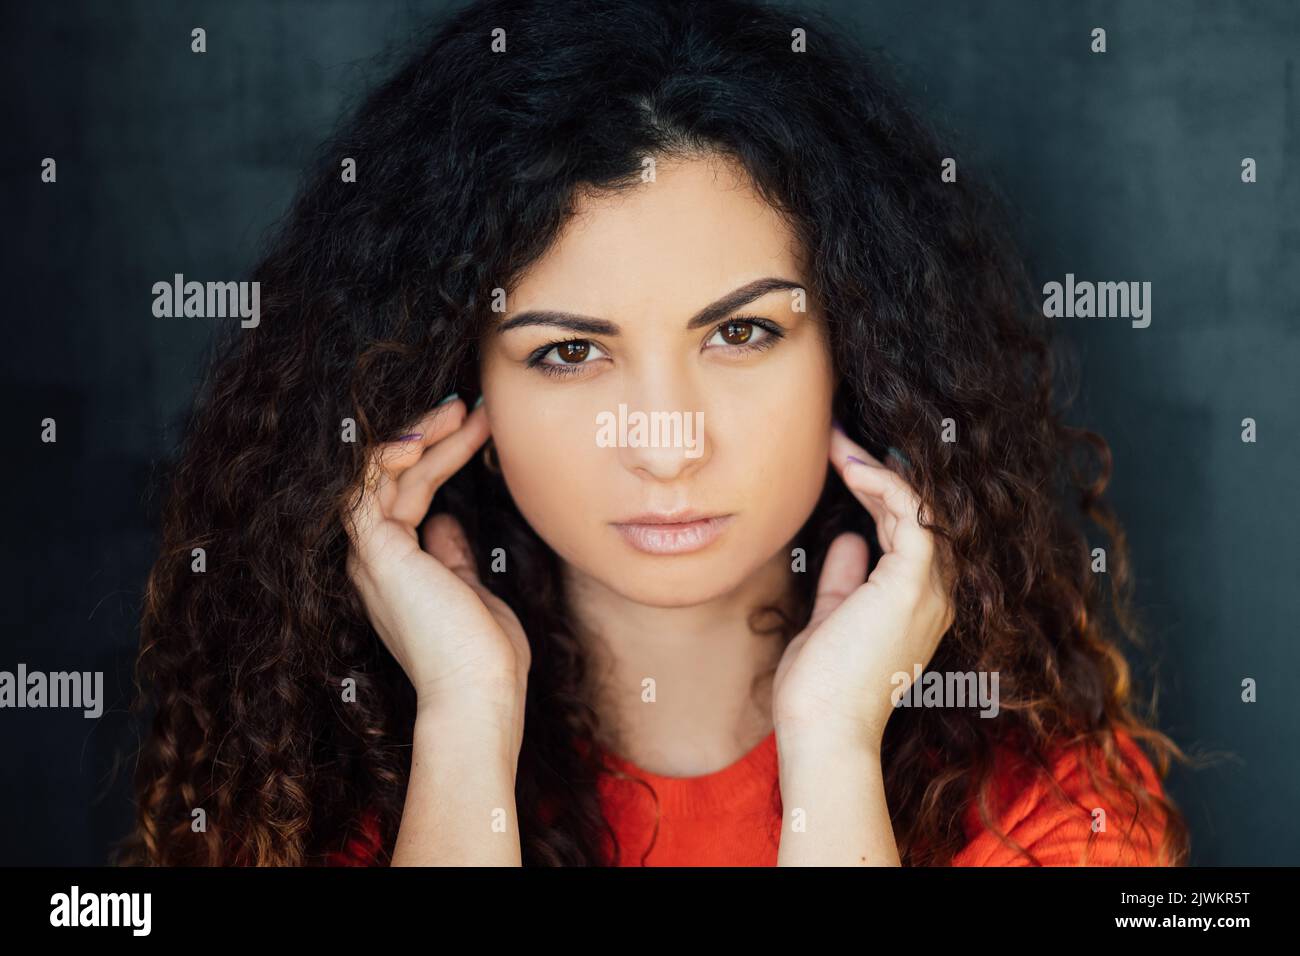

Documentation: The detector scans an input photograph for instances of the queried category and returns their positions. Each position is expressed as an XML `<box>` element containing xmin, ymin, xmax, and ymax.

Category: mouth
<box><xmin>610</xmin><ymin>513</ymin><xmax>735</xmax><ymax>555</ymax></box>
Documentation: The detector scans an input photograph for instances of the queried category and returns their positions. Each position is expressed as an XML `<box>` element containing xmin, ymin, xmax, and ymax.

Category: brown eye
<box><xmin>557</xmin><ymin>341</ymin><xmax>590</xmax><ymax>363</ymax></box>
<box><xmin>704</xmin><ymin>317</ymin><xmax>782</xmax><ymax>354</ymax></box>
<box><xmin>719</xmin><ymin>320</ymin><xmax>753</xmax><ymax>345</ymax></box>
<box><xmin>533</xmin><ymin>338</ymin><xmax>607</xmax><ymax>375</ymax></box>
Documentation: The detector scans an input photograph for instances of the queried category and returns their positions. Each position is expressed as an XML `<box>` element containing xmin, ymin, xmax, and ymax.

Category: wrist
<box><xmin>774</xmin><ymin>714</ymin><xmax>883</xmax><ymax>762</ymax></box>
<box><xmin>416</xmin><ymin>693</ymin><xmax>524</xmax><ymax>747</ymax></box>
<box><xmin>416</xmin><ymin>668</ymin><xmax>526</xmax><ymax>722</ymax></box>
<box><xmin>776</xmin><ymin>732</ymin><xmax>885</xmax><ymax>813</ymax></box>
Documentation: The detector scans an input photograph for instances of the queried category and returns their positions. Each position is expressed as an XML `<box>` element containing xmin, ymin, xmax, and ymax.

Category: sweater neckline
<box><xmin>594</xmin><ymin>728</ymin><xmax>780</xmax><ymax>815</ymax></box>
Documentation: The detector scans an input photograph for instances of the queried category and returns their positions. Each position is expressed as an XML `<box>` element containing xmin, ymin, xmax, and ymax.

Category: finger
<box><xmin>829</xmin><ymin>429</ymin><xmax>930</xmax><ymax>558</ymax></box>
<box><xmin>842</xmin><ymin>463</ymin><xmax>934</xmax><ymax>561</ymax></box>
<box><xmin>344</xmin><ymin>452</ymin><xmax>391</xmax><ymax>549</ymax></box>
<box><xmin>829</xmin><ymin>426</ymin><xmax>919</xmax><ymax>519</ymax></box>
<box><xmin>343</xmin><ymin>400</ymin><xmax>464</xmax><ymax>546</ymax></box>
<box><xmin>376</xmin><ymin>397</ymin><xmax>469</xmax><ymax>481</ymax></box>
<box><xmin>827</xmin><ymin>428</ymin><xmax>894</xmax><ymax>547</ymax></box>
<box><xmin>343</xmin><ymin>397</ymin><xmax>466</xmax><ymax>550</ymax></box>
<box><xmin>806</xmin><ymin>532</ymin><xmax>870</xmax><ymax>633</ymax></box>
<box><xmin>391</xmin><ymin>402</ymin><xmax>490</xmax><ymax>527</ymax></box>
<box><xmin>420</xmin><ymin>512</ymin><xmax>483</xmax><ymax>590</ymax></box>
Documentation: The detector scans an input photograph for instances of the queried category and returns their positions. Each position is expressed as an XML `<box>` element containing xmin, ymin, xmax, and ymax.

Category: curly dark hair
<box><xmin>115</xmin><ymin>0</ymin><xmax>1189</xmax><ymax>866</ymax></box>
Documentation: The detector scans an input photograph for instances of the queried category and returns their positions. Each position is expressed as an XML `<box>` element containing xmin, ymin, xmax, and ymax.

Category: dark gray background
<box><xmin>1</xmin><ymin>0</ymin><xmax>1295</xmax><ymax>865</ymax></box>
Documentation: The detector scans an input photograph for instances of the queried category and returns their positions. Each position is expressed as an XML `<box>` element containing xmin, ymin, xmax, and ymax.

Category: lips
<box><xmin>610</xmin><ymin>513</ymin><xmax>734</xmax><ymax>555</ymax></box>
<box><xmin>615</xmin><ymin>509</ymin><xmax>715</xmax><ymax>525</ymax></box>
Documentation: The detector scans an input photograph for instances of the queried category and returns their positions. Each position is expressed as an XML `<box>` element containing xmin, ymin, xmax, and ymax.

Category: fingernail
<box><xmin>886</xmin><ymin>446</ymin><xmax>911</xmax><ymax>467</ymax></box>
<box><xmin>436</xmin><ymin>391</ymin><xmax>460</xmax><ymax>407</ymax></box>
<box><xmin>832</xmin><ymin>417</ymin><xmax>845</xmax><ymax>434</ymax></box>
<box><xmin>472</xmin><ymin>394</ymin><xmax>485</xmax><ymax>409</ymax></box>
<box><xmin>846</xmin><ymin>455</ymin><xmax>867</xmax><ymax>465</ymax></box>
<box><xmin>398</xmin><ymin>433</ymin><xmax>423</xmax><ymax>442</ymax></box>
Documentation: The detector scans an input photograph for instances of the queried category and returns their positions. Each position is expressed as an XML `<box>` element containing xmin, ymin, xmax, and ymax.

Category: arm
<box><xmin>776</xmin><ymin>733</ymin><xmax>899</xmax><ymax>866</ymax></box>
<box><xmin>341</xmin><ymin>395</ymin><xmax>532</xmax><ymax>867</ymax></box>
<box><xmin>392</xmin><ymin>702</ymin><xmax>524</xmax><ymax>866</ymax></box>
<box><xmin>771</xmin><ymin>424</ymin><xmax>953</xmax><ymax>867</ymax></box>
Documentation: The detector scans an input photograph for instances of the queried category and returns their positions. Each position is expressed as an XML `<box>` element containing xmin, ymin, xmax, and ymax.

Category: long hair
<box><xmin>116</xmin><ymin>0</ymin><xmax>1189</xmax><ymax>866</ymax></box>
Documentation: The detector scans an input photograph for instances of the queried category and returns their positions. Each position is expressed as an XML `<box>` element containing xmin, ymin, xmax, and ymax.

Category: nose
<box><xmin>610</xmin><ymin>366</ymin><xmax>710</xmax><ymax>481</ymax></box>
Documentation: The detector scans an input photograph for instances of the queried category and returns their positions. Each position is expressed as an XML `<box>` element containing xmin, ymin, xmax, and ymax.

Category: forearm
<box><xmin>391</xmin><ymin>708</ymin><xmax>523</xmax><ymax>866</ymax></box>
<box><xmin>775</xmin><ymin>734</ymin><xmax>900</xmax><ymax>866</ymax></box>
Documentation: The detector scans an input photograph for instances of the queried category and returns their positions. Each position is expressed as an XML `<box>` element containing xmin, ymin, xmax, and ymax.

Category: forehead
<box><xmin>507</xmin><ymin>155</ymin><xmax>806</xmax><ymax>320</ymax></box>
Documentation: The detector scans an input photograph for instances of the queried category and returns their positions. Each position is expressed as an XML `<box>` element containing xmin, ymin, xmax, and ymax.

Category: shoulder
<box><xmin>950</xmin><ymin>727</ymin><xmax>1172</xmax><ymax>866</ymax></box>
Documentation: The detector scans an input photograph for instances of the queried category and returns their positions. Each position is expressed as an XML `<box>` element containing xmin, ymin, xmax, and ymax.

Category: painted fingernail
<box><xmin>832</xmin><ymin>417</ymin><xmax>846</xmax><ymax>434</ymax></box>
<box><xmin>472</xmin><ymin>394</ymin><xmax>485</xmax><ymax>409</ymax></box>
<box><xmin>436</xmin><ymin>391</ymin><xmax>460</xmax><ymax>407</ymax></box>
<box><xmin>846</xmin><ymin>455</ymin><xmax>867</xmax><ymax>465</ymax></box>
<box><xmin>398</xmin><ymin>433</ymin><xmax>423</xmax><ymax>442</ymax></box>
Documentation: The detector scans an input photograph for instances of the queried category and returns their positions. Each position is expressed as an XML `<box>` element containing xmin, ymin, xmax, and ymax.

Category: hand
<box><xmin>343</xmin><ymin>397</ymin><xmax>530</xmax><ymax>746</ymax></box>
<box><xmin>772</xmin><ymin>423</ymin><xmax>955</xmax><ymax>753</ymax></box>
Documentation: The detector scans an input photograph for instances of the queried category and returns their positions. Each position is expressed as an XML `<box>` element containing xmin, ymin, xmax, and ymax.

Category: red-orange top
<box><xmin>328</xmin><ymin>728</ymin><xmax>1170</xmax><ymax>866</ymax></box>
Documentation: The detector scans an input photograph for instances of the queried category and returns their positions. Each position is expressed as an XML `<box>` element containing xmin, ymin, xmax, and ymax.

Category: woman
<box><xmin>117</xmin><ymin>0</ymin><xmax>1189</xmax><ymax>866</ymax></box>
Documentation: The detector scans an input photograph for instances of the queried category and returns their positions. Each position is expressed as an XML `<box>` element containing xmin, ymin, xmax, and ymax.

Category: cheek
<box><xmin>751</xmin><ymin>354</ymin><xmax>834</xmax><ymax>553</ymax></box>
<box><xmin>735</xmin><ymin>383</ymin><xmax>830</xmax><ymax>532</ymax></box>
<box><xmin>724</xmin><ymin>345</ymin><xmax>833</xmax><ymax>487</ymax></box>
<box><xmin>488</xmin><ymin>396</ymin><xmax>611</xmax><ymax>555</ymax></box>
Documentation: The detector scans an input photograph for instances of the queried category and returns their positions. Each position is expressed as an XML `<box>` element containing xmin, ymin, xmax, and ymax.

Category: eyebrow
<box><xmin>493</xmin><ymin>277</ymin><xmax>805</xmax><ymax>336</ymax></box>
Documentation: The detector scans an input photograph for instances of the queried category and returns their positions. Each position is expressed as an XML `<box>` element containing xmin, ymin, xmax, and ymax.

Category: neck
<box><xmin>564</xmin><ymin>547</ymin><xmax>798</xmax><ymax>777</ymax></box>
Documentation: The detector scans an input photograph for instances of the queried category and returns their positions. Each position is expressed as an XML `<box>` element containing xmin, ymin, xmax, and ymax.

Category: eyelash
<box><xmin>525</xmin><ymin>316</ymin><xmax>786</xmax><ymax>379</ymax></box>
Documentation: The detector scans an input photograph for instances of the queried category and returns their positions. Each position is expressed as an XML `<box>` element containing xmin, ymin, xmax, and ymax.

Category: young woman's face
<box><xmin>479</xmin><ymin>154</ymin><xmax>835</xmax><ymax>606</ymax></box>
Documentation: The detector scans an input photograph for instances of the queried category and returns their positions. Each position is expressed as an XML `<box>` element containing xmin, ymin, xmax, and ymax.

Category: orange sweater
<box><xmin>329</xmin><ymin>728</ymin><xmax>1169</xmax><ymax>866</ymax></box>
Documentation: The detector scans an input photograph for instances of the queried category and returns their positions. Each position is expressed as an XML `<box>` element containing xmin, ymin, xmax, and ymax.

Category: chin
<box><xmin>602</xmin><ymin>576</ymin><xmax>738</xmax><ymax>609</ymax></box>
<box><xmin>597</xmin><ymin>547</ymin><xmax>762</xmax><ymax>608</ymax></box>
